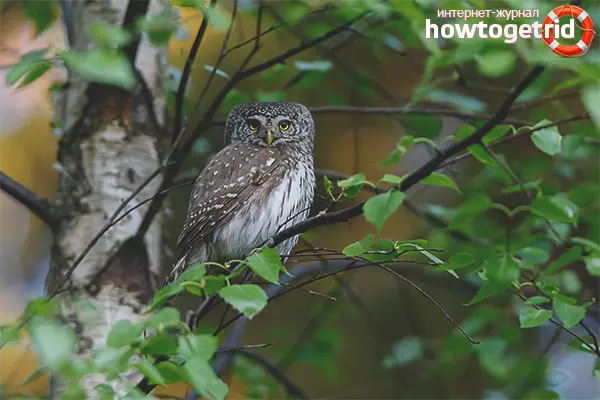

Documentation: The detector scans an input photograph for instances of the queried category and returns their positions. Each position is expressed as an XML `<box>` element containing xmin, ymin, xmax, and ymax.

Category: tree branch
<box><xmin>0</xmin><ymin>171</ymin><xmax>59</xmax><ymax>228</ymax></box>
<box><xmin>268</xmin><ymin>66</ymin><xmax>545</xmax><ymax>248</ymax></box>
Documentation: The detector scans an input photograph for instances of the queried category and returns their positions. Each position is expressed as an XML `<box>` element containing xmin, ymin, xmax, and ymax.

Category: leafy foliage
<box><xmin>6</xmin><ymin>0</ymin><xmax>600</xmax><ymax>398</ymax></box>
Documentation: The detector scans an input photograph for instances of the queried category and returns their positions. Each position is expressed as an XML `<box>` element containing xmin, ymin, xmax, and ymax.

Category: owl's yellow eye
<box><xmin>279</xmin><ymin>121</ymin><xmax>290</xmax><ymax>131</ymax></box>
<box><xmin>248</xmin><ymin>121</ymin><xmax>259</xmax><ymax>131</ymax></box>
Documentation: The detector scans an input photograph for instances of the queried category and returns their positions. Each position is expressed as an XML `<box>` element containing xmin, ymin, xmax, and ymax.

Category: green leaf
<box><xmin>525</xmin><ymin>296</ymin><xmax>550</xmax><ymax>306</ymax></box>
<box><xmin>136</xmin><ymin>357</ymin><xmax>166</xmax><ymax>386</ymax></box>
<box><xmin>404</xmin><ymin>115</ymin><xmax>442</xmax><ymax>139</ymax></box>
<box><xmin>147</xmin><ymin>284</ymin><xmax>183</xmax><ymax>312</ymax></box>
<box><xmin>29</xmin><ymin>320</ymin><xmax>75</xmax><ymax>370</ymax></box>
<box><xmin>464</xmin><ymin>282</ymin><xmax>503</xmax><ymax>306</ymax></box>
<box><xmin>156</xmin><ymin>361</ymin><xmax>183</xmax><ymax>384</ymax></box>
<box><xmin>90</xmin><ymin>23</ymin><xmax>132</xmax><ymax>49</ymax></box>
<box><xmin>337</xmin><ymin>173</ymin><xmax>371</xmax><ymax>198</ymax></box>
<box><xmin>247</xmin><ymin>247</ymin><xmax>282</xmax><ymax>284</ymax></box>
<box><xmin>0</xmin><ymin>325</ymin><xmax>21</xmax><ymax>347</ymax></box>
<box><xmin>137</xmin><ymin>10</ymin><xmax>179</xmax><ymax>45</ymax></box>
<box><xmin>107</xmin><ymin>320</ymin><xmax>144</xmax><ymax>348</ymax></box>
<box><xmin>20</xmin><ymin>366</ymin><xmax>49</xmax><ymax>387</ymax></box>
<box><xmin>377</xmin><ymin>135</ymin><xmax>414</xmax><ymax>167</ymax></box>
<box><xmin>202</xmin><ymin>276</ymin><xmax>227</xmax><ymax>296</ymax></box>
<box><xmin>94</xmin><ymin>346</ymin><xmax>135</xmax><ymax>372</ymax></box>
<box><xmin>476</xmin><ymin>50</ymin><xmax>517</xmax><ymax>78</ymax></box>
<box><xmin>531</xmin><ymin>120</ymin><xmax>562</xmax><ymax>155</ymax></box>
<box><xmin>482</xmin><ymin>125</ymin><xmax>512</xmax><ymax>144</ymax></box>
<box><xmin>517</xmin><ymin>246</ymin><xmax>550</xmax><ymax>265</ymax></box>
<box><xmin>529</xmin><ymin>196</ymin><xmax>574</xmax><ymax>223</ymax></box>
<box><xmin>553</xmin><ymin>298</ymin><xmax>585</xmax><ymax>328</ymax></box>
<box><xmin>62</xmin><ymin>49</ymin><xmax>136</xmax><ymax>89</ymax></box>
<box><xmin>425</xmin><ymin>89</ymin><xmax>486</xmax><ymax>113</ymax></box>
<box><xmin>141</xmin><ymin>333</ymin><xmax>178</xmax><ymax>356</ymax></box>
<box><xmin>337</xmin><ymin>173</ymin><xmax>366</xmax><ymax>188</ymax></box>
<box><xmin>183</xmin><ymin>356</ymin><xmax>228</xmax><ymax>400</ymax></box>
<box><xmin>585</xmin><ymin>257</ymin><xmax>600</xmax><ymax>276</ymax></box>
<box><xmin>382</xmin><ymin>33</ymin><xmax>406</xmax><ymax>54</ymax></box>
<box><xmin>582</xmin><ymin>85</ymin><xmax>600</xmax><ymax>129</ymax></box>
<box><xmin>26</xmin><ymin>298</ymin><xmax>57</xmax><ymax>317</ymax></box>
<box><xmin>24</xmin><ymin>1</ymin><xmax>57</xmax><ymax>35</ymax></box>
<box><xmin>448</xmin><ymin>252</ymin><xmax>476</xmax><ymax>269</ymax></box>
<box><xmin>449</xmin><ymin>193</ymin><xmax>492</xmax><ymax>229</ymax></box>
<box><xmin>177</xmin><ymin>265</ymin><xmax>207</xmax><ymax>283</ymax></box>
<box><xmin>146</xmin><ymin>307</ymin><xmax>181</xmax><ymax>330</ymax></box>
<box><xmin>486</xmin><ymin>254</ymin><xmax>520</xmax><ymax>285</ymax></box>
<box><xmin>519</xmin><ymin>308</ymin><xmax>552</xmax><ymax>328</ymax></box>
<box><xmin>379</xmin><ymin>174</ymin><xmax>403</xmax><ymax>185</ymax></box>
<box><xmin>95</xmin><ymin>384</ymin><xmax>115</xmax><ymax>398</ymax></box>
<box><xmin>294</xmin><ymin>60</ymin><xmax>333</xmax><ymax>71</ymax></box>
<box><xmin>177</xmin><ymin>334</ymin><xmax>218</xmax><ymax>360</ymax></box>
<box><xmin>421</xmin><ymin>172</ymin><xmax>461</xmax><ymax>194</ymax></box>
<box><xmin>363</xmin><ymin>190</ymin><xmax>405</xmax><ymax>231</ymax></box>
<box><xmin>382</xmin><ymin>337</ymin><xmax>423</xmax><ymax>369</ymax></box>
<box><xmin>543</xmin><ymin>247</ymin><xmax>582</xmax><ymax>276</ymax></box>
<box><xmin>219</xmin><ymin>284</ymin><xmax>268</xmax><ymax>320</ymax></box>
<box><xmin>570</xmin><ymin>237</ymin><xmax>600</xmax><ymax>253</ymax></box>
<box><xmin>342</xmin><ymin>234</ymin><xmax>374</xmax><ymax>257</ymax></box>
<box><xmin>5</xmin><ymin>49</ymin><xmax>49</xmax><ymax>87</ymax></box>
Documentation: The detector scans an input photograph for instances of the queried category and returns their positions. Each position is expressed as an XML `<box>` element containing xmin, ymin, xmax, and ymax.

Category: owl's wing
<box><xmin>175</xmin><ymin>144</ymin><xmax>282</xmax><ymax>259</ymax></box>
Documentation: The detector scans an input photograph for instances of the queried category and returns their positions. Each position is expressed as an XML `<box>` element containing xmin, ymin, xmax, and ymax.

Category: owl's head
<box><xmin>224</xmin><ymin>101</ymin><xmax>315</xmax><ymax>148</ymax></box>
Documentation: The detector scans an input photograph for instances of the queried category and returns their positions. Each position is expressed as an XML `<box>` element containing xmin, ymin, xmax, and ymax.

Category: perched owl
<box><xmin>167</xmin><ymin>101</ymin><xmax>315</xmax><ymax>283</ymax></box>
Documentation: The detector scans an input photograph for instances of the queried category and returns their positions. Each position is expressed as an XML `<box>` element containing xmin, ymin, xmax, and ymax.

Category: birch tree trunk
<box><xmin>48</xmin><ymin>0</ymin><xmax>167</xmax><ymax>395</ymax></box>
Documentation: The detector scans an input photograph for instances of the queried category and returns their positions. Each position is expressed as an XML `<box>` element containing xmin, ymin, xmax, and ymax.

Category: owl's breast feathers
<box><xmin>174</xmin><ymin>142</ymin><xmax>314</xmax><ymax>273</ymax></box>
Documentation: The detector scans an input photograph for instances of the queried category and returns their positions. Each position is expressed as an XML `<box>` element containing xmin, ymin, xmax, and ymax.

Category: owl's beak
<box><xmin>265</xmin><ymin>128</ymin><xmax>274</xmax><ymax>146</ymax></box>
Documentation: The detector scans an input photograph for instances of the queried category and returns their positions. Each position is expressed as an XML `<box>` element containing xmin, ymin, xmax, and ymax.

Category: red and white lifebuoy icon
<box><xmin>543</xmin><ymin>5</ymin><xmax>595</xmax><ymax>57</ymax></box>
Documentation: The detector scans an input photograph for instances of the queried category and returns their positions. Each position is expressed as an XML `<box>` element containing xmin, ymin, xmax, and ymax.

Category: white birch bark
<box><xmin>49</xmin><ymin>0</ymin><xmax>167</xmax><ymax>395</ymax></box>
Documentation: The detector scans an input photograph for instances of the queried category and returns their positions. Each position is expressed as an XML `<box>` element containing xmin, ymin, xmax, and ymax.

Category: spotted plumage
<box><xmin>167</xmin><ymin>101</ymin><xmax>315</xmax><ymax>282</ymax></box>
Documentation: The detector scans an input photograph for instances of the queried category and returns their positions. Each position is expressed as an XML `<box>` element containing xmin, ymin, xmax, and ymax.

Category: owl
<box><xmin>167</xmin><ymin>101</ymin><xmax>316</xmax><ymax>283</ymax></box>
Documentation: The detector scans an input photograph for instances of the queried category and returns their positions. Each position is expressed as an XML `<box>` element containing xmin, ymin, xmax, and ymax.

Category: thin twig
<box><xmin>438</xmin><ymin>112</ymin><xmax>590</xmax><ymax>170</ymax></box>
<box><xmin>377</xmin><ymin>263</ymin><xmax>479</xmax><ymax>344</ymax></box>
<box><xmin>172</xmin><ymin>0</ymin><xmax>219</xmax><ymax>144</ymax></box>
<box><xmin>512</xmin><ymin>287</ymin><xmax>600</xmax><ymax>357</ymax></box>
